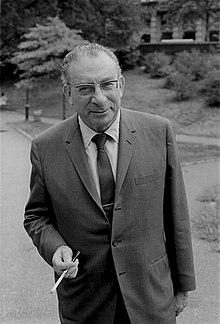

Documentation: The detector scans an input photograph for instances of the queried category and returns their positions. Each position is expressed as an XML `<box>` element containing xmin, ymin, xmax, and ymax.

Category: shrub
<box><xmin>202</xmin><ymin>61</ymin><xmax>220</xmax><ymax>107</ymax></box>
<box><xmin>116</xmin><ymin>48</ymin><xmax>141</xmax><ymax>70</ymax></box>
<box><xmin>143</xmin><ymin>52</ymin><xmax>172</xmax><ymax>78</ymax></box>
<box><xmin>193</xmin><ymin>203</ymin><xmax>219</xmax><ymax>251</ymax></box>
<box><xmin>173</xmin><ymin>49</ymin><xmax>208</xmax><ymax>81</ymax></box>
<box><xmin>164</xmin><ymin>71</ymin><xmax>197</xmax><ymax>100</ymax></box>
<box><xmin>193</xmin><ymin>185</ymin><xmax>220</xmax><ymax>252</ymax></box>
<box><xmin>163</xmin><ymin>73</ymin><xmax>176</xmax><ymax>89</ymax></box>
<box><xmin>197</xmin><ymin>184</ymin><xmax>220</xmax><ymax>203</ymax></box>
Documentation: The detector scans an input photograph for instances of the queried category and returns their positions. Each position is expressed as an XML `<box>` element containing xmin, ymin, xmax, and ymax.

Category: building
<box><xmin>139</xmin><ymin>0</ymin><xmax>220</xmax><ymax>44</ymax></box>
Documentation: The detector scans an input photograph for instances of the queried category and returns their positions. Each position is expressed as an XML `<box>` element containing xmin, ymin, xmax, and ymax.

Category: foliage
<box><xmin>142</xmin><ymin>52</ymin><xmax>172</xmax><ymax>78</ymax></box>
<box><xmin>193</xmin><ymin>184</ymin><xmax>220</xmax><ymax>252</ymax></box>
<box><xmin>173</xmin><ymin>49</ymin><xmax>208</xmax><ymax>81</ymax></box>
<box><xmin>166</xmin><ymin>0</ymin><xmax>220</xmax><ymax>41</ymax></box>
<box><xmin>69</xmin><ymin>0</ymin><xmax>144</xmax><ymax>48</ymax></box>
<box><xmin>193</xmin><ymin>203</ymin><xmax>219</xmax><ymax>251</ymax></box>
<box><xmin>1</xmin><ymin>0</ymin><xmax>146</xmax><ymax>79</ymax></box>
<box><xmin>164</xmin><ymin>50</ymin><xmax>218</xmax><ymax>101</ymax></box>
<box><xmin>203</xmin><ymin>70</ymin><xmax>220</xmax><ymax>107</ymax></box>
<box><xmin>165</xmin><ymin>72</ymin><xmax>197</xmax><ymax>100</ymax></box>
<box><xmin>59</xmin><ymin>0</ymin><xmax>144</xmax><ymax>69</ymax></box>
<box><xmin>11</xmin><ymin>17</ymin><xmax>87</xmax><ymax>89</ymax></box>
<box><xmin>1</xmin><ymin>0</ymin><xmax>59</xmax><ymax>69</ymax></box>
<box><xmin>115</xmin><ymin>36</ymin><xmax>142</xmax><ymax>70</ymax></box>
<box><xmin>197</xmin><ymin>184</ymin><xmax>220</xmax><ymax>202</ymax></box>
<box><xmin>199</xmin><ymin>54</ymin><xmax>220</xmax><ymax>107</ymax></box>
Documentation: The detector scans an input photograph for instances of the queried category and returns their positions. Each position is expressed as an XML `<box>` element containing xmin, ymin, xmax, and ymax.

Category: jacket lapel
<box><xmin>65</xmin><ymin>117</ymin><xmax>102</xmax><ymax>210</ymax></box>
<box><xmin>115</xmin><ymin>109</ymin><xmax>136</xmax><ymax>198</ymax></box>
<box><xmin>64</xmin><ymin>110</ymin><xmax>137</xmax><ymax>212</ymax></box>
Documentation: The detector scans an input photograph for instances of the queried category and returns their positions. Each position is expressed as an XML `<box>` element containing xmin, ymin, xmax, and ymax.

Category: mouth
<box><xmin>91</xmin><ymin>108</ymin><xmax>110</xmax><ymax>114</ymax></box>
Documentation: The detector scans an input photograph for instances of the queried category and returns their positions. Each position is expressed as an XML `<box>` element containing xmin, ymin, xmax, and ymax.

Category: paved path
<box><xmin>1</xmin><ymin>110</ymin><xmax>219</xmax><ymax>323</ymax></box>
<box><xmin>1</xmin><ymin>111</ymin><xmax>59</xmax><ymax>324</ymax></box>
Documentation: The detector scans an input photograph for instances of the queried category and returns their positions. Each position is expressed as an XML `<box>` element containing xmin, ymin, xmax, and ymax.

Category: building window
<box><xmin>209</xmin><ymin>31</ymin><xmax>219</xmax><ymax>42</ymax></box>
<box><xmin>141</xmin><ymin>34</ymin><xmax>151</xmax><ymax>43</ymax></box>
<box><xmin>160</xmin><ymin>11</ymin><xmax>168</xmax><ymax>26</ymax></box>
<box><xmin>183</xmin><ymin>31</ymin><xmax>196</xmax><ymax>40</ymax></box>
<box><xmin>161</xmin><ymin>32</ymin><xmax>172</xmax><ymax>40</ymax></box>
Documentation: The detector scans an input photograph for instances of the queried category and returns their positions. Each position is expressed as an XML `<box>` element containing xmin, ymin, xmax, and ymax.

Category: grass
<box><xmin>2</xmin><ymin>68</ymin><xmax>220</xmax><ymax>137</ymax></box>
<box><xmin>11</xmin><ymin>120</ymin><xmax>219</xmax><ymax>165</ymax></box>
<box><xmin>178</xmin><ymin>143</ymin><xmax>219</xmax><ymax>164</ymax></box>
<box><xmin>197</xmin><ymin>184</ymin><xmax>220</xmax><ymax>202</ymax></box>
<box><xmin>12</xmin><ymin>120</ymin><xmax>53</xmax><ymax>138</ymax></box>
<box><xmin>5</xmin><ymin>68</ymin><xmax>219</xmax><ymax>164</ymax></box>
<box><xmin>193</xmin><ymin>184</ymin><xmax>220</xmax><ymax>252</ymax></box>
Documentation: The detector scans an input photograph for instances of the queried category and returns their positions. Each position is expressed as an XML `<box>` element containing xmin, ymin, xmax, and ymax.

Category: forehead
<box><xmin>68</xmin><ymin>52</ymin><xmax>118</xmax><ymax>83</ymax></box>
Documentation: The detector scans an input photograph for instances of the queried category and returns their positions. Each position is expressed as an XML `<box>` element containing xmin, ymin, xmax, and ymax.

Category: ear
<box><xmin>118</xmin><ymin>75</ymin><xmax>125</xmax><ymax>98</ymax></box>
<box><xmin>63</xmin><ymin>84</ymin><xmax>74</xmax><ymax>104</ymax></box>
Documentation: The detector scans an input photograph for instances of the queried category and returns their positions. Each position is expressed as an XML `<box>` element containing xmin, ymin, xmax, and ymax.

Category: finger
<box><xmin>52</xmin><ymin>246</ymin><xmax>73</xmax><ymax>273</ymax></box>
<box><xmin>65</xmin><ymin>259</ymin><xmax>79</xmax><ymax>279</ymax></box>
<box><xmin>61</xmin><ymin>247</ymin><xmax>73</xmax><ymax>263</ymax></box>
<box><xmin>175</xmin><ymin>309</ymin><xmax>181</xmax><ymax>317</ymax></box>
<box><xmin>175</xmin><ymin>306</ymin><xmax>184</xmax><ymax>317</ymax></box>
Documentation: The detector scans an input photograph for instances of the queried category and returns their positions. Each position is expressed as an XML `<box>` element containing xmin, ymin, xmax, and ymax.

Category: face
<box><xmin>64</xmin><ymin>52</ymin><xmax>125</xmax><ymax>132</ymax></box>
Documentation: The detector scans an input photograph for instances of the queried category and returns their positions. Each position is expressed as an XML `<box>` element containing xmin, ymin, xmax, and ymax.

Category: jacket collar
<box><xmin>64</xmin><ymin>108</ymin><xmax>137</xmax><ymax>212</ymax></box>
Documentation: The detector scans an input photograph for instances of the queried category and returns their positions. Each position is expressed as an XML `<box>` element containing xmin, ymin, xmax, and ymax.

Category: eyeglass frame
<box><xmin>67</xmin><ymin>78</ymin><xmax>120</xmax><ymax>98</ymax></box>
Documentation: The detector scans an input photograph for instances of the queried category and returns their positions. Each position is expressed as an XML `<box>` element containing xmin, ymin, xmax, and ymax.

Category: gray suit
<box><xmin>24</xmin><ymin>107</ymin><xmax>196</xmax><ymax>323</ymax></box>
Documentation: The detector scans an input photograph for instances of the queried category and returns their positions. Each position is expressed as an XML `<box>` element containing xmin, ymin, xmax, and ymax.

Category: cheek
<box><xmin>109</xmin><ymin>93</ymin><xmax>121</xmax><ymax>107</ymax></box>
<box><xmin>74</xmin><ymin>100</ymin><xmax>88</xmax><ymax>115</ymax></box>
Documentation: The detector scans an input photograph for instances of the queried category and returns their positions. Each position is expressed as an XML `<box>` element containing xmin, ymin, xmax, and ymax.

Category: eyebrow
<box><xmin>76</xmin><ymin>77</ymin><xmax>117</xmax><ymax>86</ymax></box>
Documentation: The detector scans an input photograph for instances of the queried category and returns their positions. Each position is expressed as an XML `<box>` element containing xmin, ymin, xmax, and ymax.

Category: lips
<box><xmin>91</xmin><ymin>108</ymin><xmax>109</xmax><ymax>114</ymax></box>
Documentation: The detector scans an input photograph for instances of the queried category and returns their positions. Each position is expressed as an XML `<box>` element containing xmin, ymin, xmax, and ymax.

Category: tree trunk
<box><xmin>205</xmin><ymin>11</ymin><xmax>210</xmax><ymax>41</ymax></box>
<box><xmin>62</xmin><ymin>93</ymin><xmax>66</xmax><ymax>120</ymax></box>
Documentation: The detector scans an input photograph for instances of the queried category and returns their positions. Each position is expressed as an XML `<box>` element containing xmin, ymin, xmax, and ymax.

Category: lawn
<box><xmin>11</xmin><ymin>120</ymin><xmax>219</xmax><ymax>166</ymax></box>
<box><xmin>3</xmin><ymin>67</ymin><xmax>220</xmax><ymax>137</ymax></box>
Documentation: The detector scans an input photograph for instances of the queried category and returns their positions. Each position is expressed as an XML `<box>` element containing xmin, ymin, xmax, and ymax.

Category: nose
<box><xmin>91</xmin><ymin>86</ymin><xmax>106</xmax><ymax>105</ymax></box>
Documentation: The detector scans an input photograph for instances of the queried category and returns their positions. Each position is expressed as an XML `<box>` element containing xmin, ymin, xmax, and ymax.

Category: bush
<box><xmin>116</xmin><ymin>46</ymin><xmax>141</xmax><ymax>70</ymax></box>
<box><xmin>164</xmin><ymin>71</ymin><xmax>197</xmax><ymax>100</ymax></box>
<box><xmin>173</xmin><ymin>49</ymin><xmax>208</xmax><ymax>81</ymax></box>
<box><xmin>143</xmin><ymin>52</ymin><xmax>172</xmax><ymax>78</ymax></box>
<box><xmin>201</xmin><ymin>56</ymin><xmax>220</xmax><ymax>107</ymax></box>
<box><xmin>193</xmin><ymin>184</ymin><xmax>220</xmax><ymax>252</ymax></box>
<box><xmin>193</xmin><ymin>203</ymin><xmax>219</xmax><ymax>250</ymax></box>
<box><xmin>163</xmin><ymin>73</ymin><xmax>176</xmax><ymax>89</ymax></box>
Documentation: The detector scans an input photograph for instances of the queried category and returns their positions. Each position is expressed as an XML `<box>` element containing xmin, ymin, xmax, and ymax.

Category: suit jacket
<box><xmin>24</xmin><ymin>107</ymin><xmax>196</xmax><ymax>324</ymax></box>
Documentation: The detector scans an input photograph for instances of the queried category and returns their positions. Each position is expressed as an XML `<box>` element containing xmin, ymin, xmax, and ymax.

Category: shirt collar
<box><xmin>78</xmin><ymin>110</ymin><xmax>120</xmax><ymax>149</ymax></box>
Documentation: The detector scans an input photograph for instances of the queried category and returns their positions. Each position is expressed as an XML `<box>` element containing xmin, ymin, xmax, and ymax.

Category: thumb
<box><xmin>61</xmin><ymin>247</ymin><xmax>73</xmax><ymax>263</ymax></box>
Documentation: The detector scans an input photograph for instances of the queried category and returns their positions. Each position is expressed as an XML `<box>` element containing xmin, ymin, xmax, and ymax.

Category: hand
<box><xmin>174</xmin><ymin>291</ymin><xmax>188</xmax><ymax>317</ymax></box>
<box><xmin>52</xmin><ymin>245</ymin><xmax>79</xmax><ymax>279</ymax></box>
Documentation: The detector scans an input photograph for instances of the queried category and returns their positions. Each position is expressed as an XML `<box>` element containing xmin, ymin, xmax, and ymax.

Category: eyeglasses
<box><xmin>69</xmin><ymin>79</ymin><xmax>119</xmax><ymax>97</ymax></box>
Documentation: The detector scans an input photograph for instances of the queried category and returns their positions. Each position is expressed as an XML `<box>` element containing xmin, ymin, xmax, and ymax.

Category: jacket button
<box><xmin>112</xmin><ymin>240</ymin><xmax>118</xmax><ymax>247</ymax></box>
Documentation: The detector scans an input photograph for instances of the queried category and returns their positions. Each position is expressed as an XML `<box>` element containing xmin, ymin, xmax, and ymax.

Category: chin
<box><xmin>92</xmin><ymin>117</ymin><xmax>113</xmax><ymax>133</ymax></box>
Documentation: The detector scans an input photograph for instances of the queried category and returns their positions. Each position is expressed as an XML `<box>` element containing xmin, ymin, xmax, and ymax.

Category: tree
<box><xmin>166</xmin><ymin>0</ymin><xmax>220</xmax><ymax>41</ymax></box>
<box><xmin>1</xmin><ymin>0</ymin><xmax>145</xmax><ymax>79</ymax></box>
<box><xmin>63</xmin><ymin>0</ymin><xmax>144</xmax><ymax>68</ymax></box>
<box><xmin>63</xmin><ymin>0</ymin><xmax>144</xmax><ymax>49</ymax></box>
<box><xmin>1</xmin><ymin>0</ymin><xmax>59</xmax><ymax>81</ymax></box>
<box><xmin>11</xmin><ymin>16</ymin><xmax>88</xmax><ymax>118</ymax></box>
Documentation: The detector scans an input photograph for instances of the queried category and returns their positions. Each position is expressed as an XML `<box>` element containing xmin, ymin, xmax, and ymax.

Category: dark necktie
<box><xmin>92</xmin><ymin>133</ymin><xmax>115</xmax><ymax>220</ymax></box>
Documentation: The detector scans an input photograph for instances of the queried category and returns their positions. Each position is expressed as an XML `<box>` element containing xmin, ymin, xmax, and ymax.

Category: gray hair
<box><xmin>61</xmin><ymin>43</ymin><xmax>122</xmax><ymax>85</ymax></box>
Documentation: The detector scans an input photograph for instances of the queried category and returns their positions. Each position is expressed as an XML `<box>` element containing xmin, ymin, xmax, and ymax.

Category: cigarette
<box><xmin>50</xmin><ymin>251</ymin><xmax>80</xmax><ymax>294</ymax></box>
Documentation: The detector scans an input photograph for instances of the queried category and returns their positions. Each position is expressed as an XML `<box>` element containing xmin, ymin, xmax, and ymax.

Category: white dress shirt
<box><xmin>78</xmin><ymin>112</ymin><xmax>120</xmax><ymax>197</ymax></box>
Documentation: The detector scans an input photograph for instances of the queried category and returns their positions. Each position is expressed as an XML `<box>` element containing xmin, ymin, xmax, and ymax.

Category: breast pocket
<box><xmin>135</xmin><ymin>172</ymin><xmax>163</xmax><ymax>192</ymax></box>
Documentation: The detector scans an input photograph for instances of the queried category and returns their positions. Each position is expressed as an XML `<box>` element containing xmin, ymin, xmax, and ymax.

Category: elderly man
<box><xmin>24</xmin><ymin>43</ymin><xmax>196</xmax><ymax>324</ymax></box>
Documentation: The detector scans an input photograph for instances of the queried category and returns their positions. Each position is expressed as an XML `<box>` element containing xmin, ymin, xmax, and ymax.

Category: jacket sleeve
<box><xmin>24</xmin><ymin>141</ymin><xmax>66</xmax><ymax>266</ymax></box>
<box><xmin>163</xmin><ymin>121</ymin><xmax>196</xmax><ymax>293</ymax></box>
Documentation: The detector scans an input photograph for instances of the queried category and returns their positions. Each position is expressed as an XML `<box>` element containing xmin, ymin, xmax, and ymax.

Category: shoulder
<box><xmin>33</xmin><ymin>114</ymin><xmax>78</xmax><ymax>146</ymax></box>
<box><xmin>121</xmin><ymin>107</ymin><xmax>171</xmax><ymax>129</ymax></box>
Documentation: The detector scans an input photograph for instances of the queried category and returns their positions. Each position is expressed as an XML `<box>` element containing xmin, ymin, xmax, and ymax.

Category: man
<box><xmin>24</xmin><ymin>43</ymin><xmax>196</xmax><ymax>324</ymax></box>
<box><xmin>0</xmin><ymin>92</ymin><xmax>8</xmax><ymax>108</ymax></box>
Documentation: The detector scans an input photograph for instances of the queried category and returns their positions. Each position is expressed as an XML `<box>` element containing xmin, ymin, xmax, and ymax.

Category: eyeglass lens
<box><xmin>76</xmin><ymin>80</ymin><xmax>118</xmax><ymax>96</ymax></box>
